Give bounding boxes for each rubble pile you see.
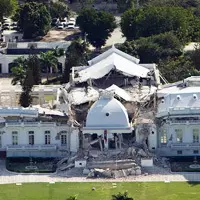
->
[86,165,142,178]
[56,145,151,178]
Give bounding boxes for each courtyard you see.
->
[0,182,200,200]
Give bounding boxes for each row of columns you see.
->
[98,133,123,151]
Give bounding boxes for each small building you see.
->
[83,92,134,151]
[2,30,23,43]
[0,106,79,158]
[0,41,71,74]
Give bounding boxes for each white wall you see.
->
[70,129,79,152]
[148,124,157,150]
[3,33,23,43]
[0,124,80,151]
[0,54,66,74]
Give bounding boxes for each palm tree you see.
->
[40,50,59,83]
[112,192,134,200]
[11,56,28,86]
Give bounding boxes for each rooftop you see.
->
[74,46,155,83]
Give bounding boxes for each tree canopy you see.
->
[49,1,70,19]
[76,8,116,49]
[63,39,88,83]
[16,2,51,39]
[118,32,183,63]
[0,0,18,21]
[120,6,200,43]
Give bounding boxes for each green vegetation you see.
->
[16,2,51,39]
[121,6,200,42]
[49,1,70,19]
[77,8,116,49]
[0,182,200,200]
[0,0,18,21]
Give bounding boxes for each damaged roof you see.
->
[105,84,132,101]
[74,46,150,83]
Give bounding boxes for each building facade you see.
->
[155,77,200,156]
[0,107,79,158]
[0,42,70,74]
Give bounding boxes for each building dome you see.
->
[86,96,130,128]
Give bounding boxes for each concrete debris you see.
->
[59,163,75,171]
[67,156,78,165]
[86,164,142,179]
[138,149,148,157]
[57,157,69,167]
[83,168,90,175]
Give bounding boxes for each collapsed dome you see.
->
[86,96,130,128]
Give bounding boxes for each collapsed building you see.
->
[55,46,167,176]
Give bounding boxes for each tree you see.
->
[120,6,200,43]
[158,56,200,83]
[49,1,70,19]
[77,8,116,49]
[112,192,134,200]
[11,54,41,107]
[0,0,18,22]
[118,32,183,63]
[11,57,28,86]
[16,2,51,39]
[116,0,135,13]
[63,39,88,83]
[28,54,41,85]
[40,51,59,82]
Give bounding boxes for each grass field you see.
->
[0,182,200,200]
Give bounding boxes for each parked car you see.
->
[10,22,18,30]
[69,17,76,22]
[2,23,10,30]
[60,18,68,27]
[51,18,59,26]
[67,20,76,29]
[57,23,64,29]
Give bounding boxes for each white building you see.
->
[83,92,134,151]
[0,41,70,74]
[2,30,23,43]
[0,107,79,158]
[155,76,200,156]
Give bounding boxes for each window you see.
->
[44,131,51,145]
[161,129,167,144]
[177,150,182,155]
[12,131,18,145]
[194,150,199,154]
[28,131,34,145]
[193,129,199,143]
[175,129,183,143]
[61,134,67,145]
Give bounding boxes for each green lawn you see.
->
[0,182,200,200]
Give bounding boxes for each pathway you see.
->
[0,161,200,184]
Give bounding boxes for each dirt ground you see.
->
[41,29,81,42]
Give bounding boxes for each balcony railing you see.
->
[6,144,57,151]
[6,121,56,127]
[170,143,200,149]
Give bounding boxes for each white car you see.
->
[60,19,68,27]
[57,23,64,29]
[69,17,76,22]
[67,21,75,29]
